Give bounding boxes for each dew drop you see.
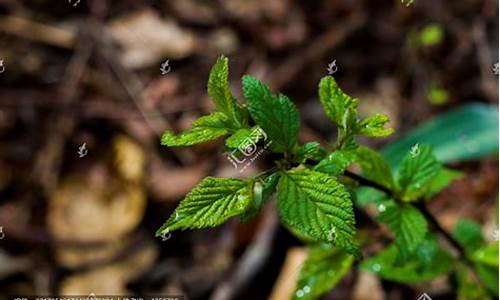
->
[372,263,381,272]
[377,204,386,212]
[303,286,311,293]
[296,290,305,298]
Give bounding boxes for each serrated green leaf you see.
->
[277,168,359,255]
[242,75,300,153]
[318,76,358,128]
[161,112,232,147]
[225,127,257,149]
[357,114,394,137]
[361,235,452,283]
[295,142,328,164]
[397,144,441,201]
[156,177,252,235]
[377,201,428,260]
[241,173,280,222]
[353,146,394,190]
[207,55,246,127]
[452,219,485,254]
[425,167,463,199]
[293,244,354,300]
[314,150,355,175]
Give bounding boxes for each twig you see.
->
[88,21,191,164]
[414,202,466,258]
[89,23,171,136]
[31,25,93,193]
[0,15,76,49]
[344,170,393,196]
[209,204,279,300]
[472,20,498,102]
[267,11,366,90]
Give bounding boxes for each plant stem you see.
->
[343,170,467,259]
[414,202,467,258]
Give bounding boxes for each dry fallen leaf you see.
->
[59,242,157,295]
[269,247,308,300]
[148,155,210,201]
[352,271,384,300]
[48,175,146,243]
[107,9,198,69]
[48,135,148,267]
[113,134,146,183]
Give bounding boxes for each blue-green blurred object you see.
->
[383,103,499,167]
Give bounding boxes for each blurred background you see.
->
[0,0,498,299]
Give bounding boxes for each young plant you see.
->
[156,56,499,299]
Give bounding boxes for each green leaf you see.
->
[161,112,231,147]
[382,103,499,165]
[360,104,498,206]
[377,201,428,260]
[472,243,499,267]
[452,219,485,254]
[225,127,256,149]
[295,142,328,164]
[294,244,354,300]
[451,217,498,295]
[241,173,280,222]
[318,76,359,128]
[455,264,492,300]
[353,146,394,190]
[242,75,300,153]
[361,235,453,283]
[425,167,463,199]
[475,263,499,297]
[314,150,355,175]
[207,55,246,127]
[397,144,441,201]
[156,177,252,235]
[277,168,359,255]
[357,114,394,137]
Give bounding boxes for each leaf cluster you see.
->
[157,56,497,299]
